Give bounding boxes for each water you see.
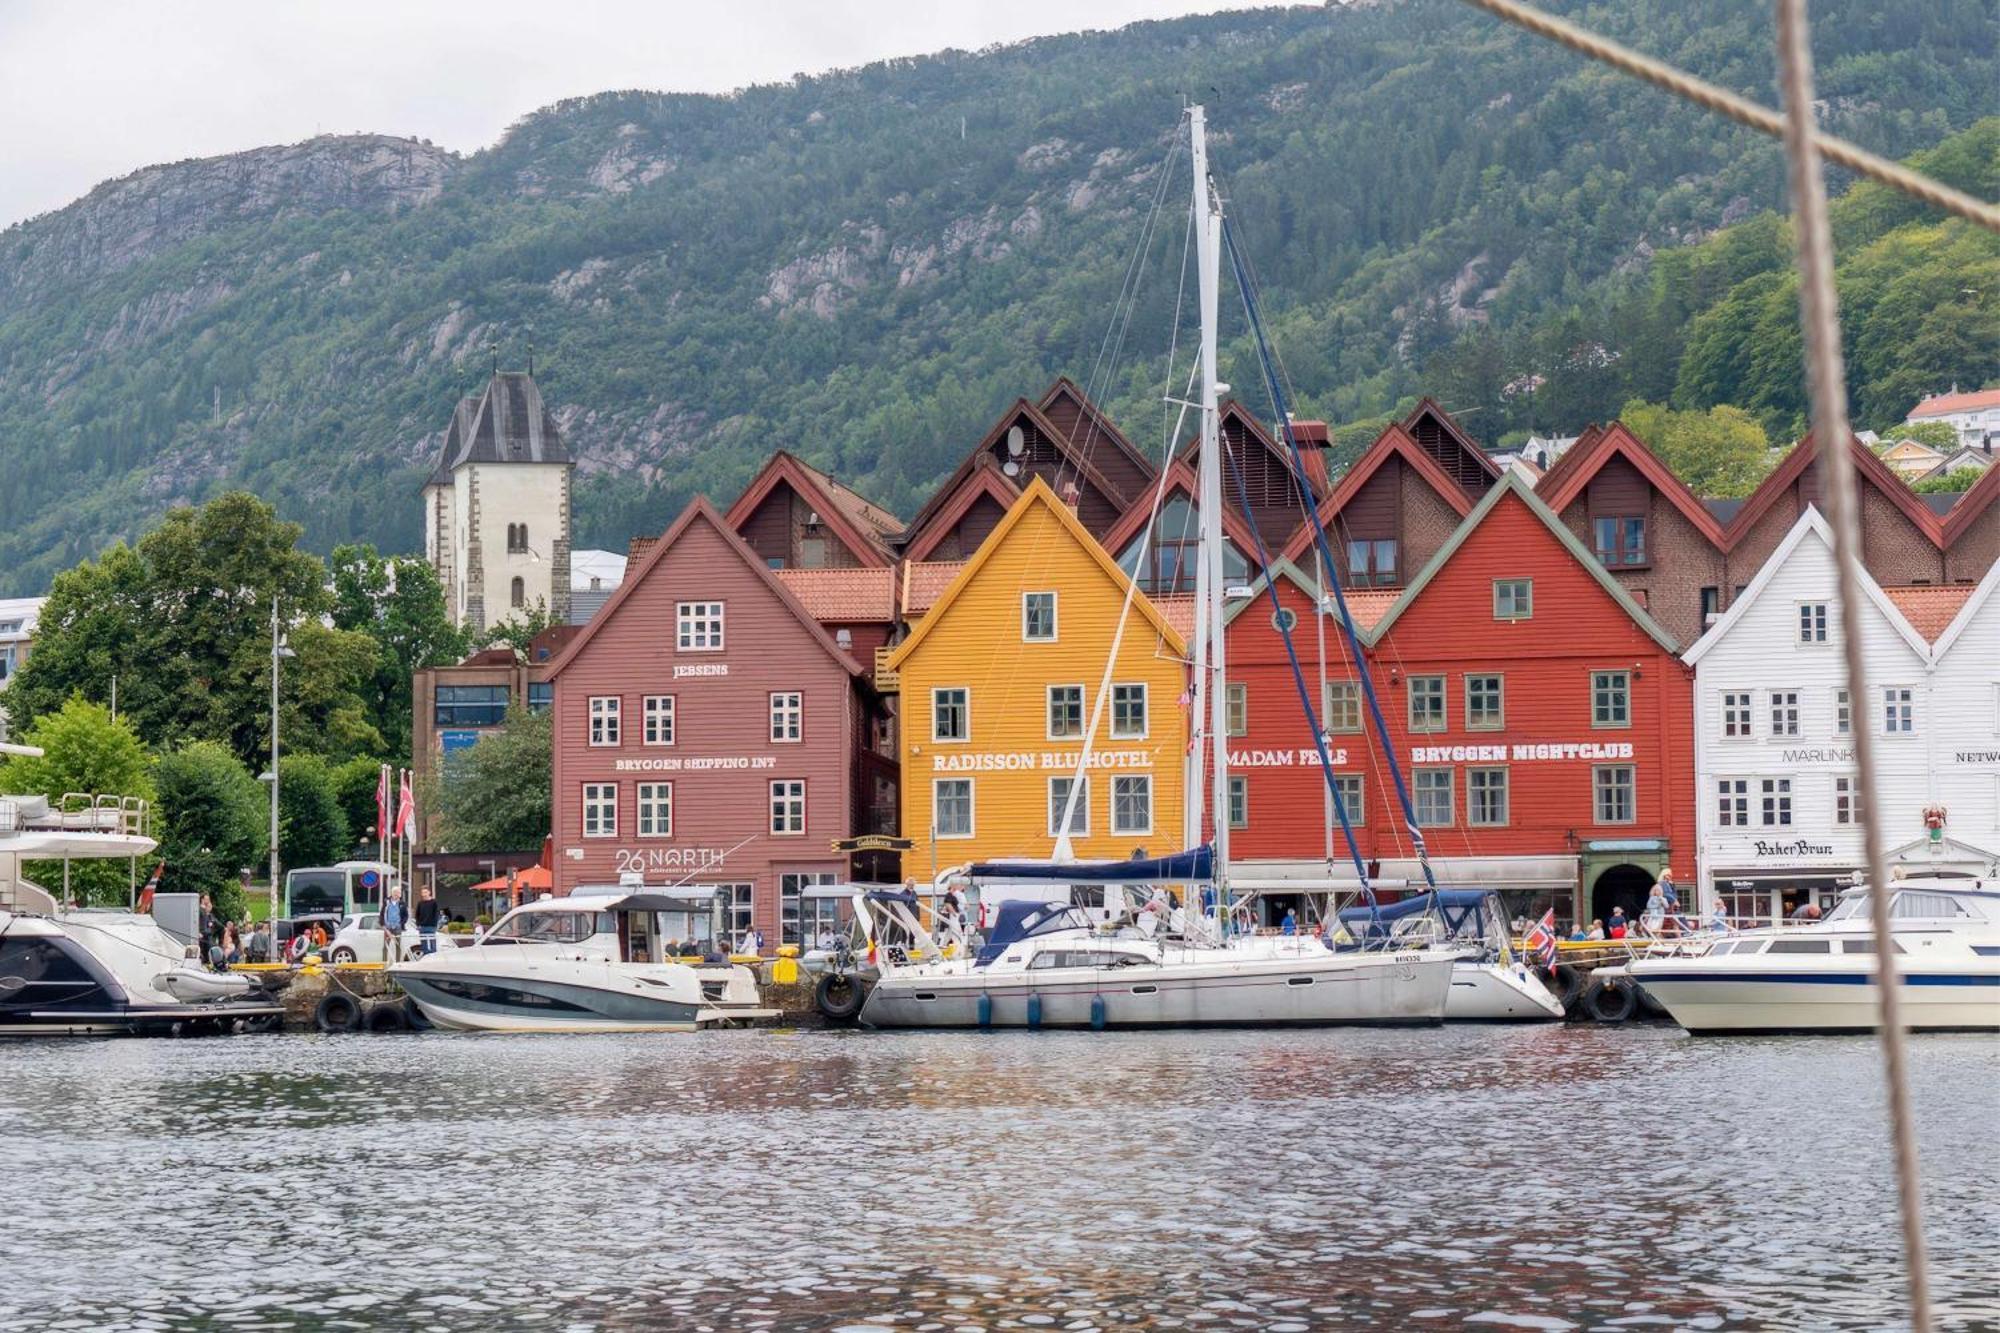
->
[0,1026,1993,1332]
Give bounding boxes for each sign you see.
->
[1751,838,1835,858]
[931,749,1156,773]
[1227,747,1351,768]
[613,846,733,875]
[613,755,777,772]
[833,834,914,852]
[1952,749,2000,766]
[1781,747,1855,765]
[1409,741,1635,765]
[674,663,729,678]
[440,730,481,753]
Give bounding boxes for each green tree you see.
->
[0,697,153,905]
[1911,467,1983,493]
[330,544,468,760]
[1884,421,1960,452]
[422,705,551,853]
[481,604,557,657]
[277,753,349,871]
[153,740,266,915]
[1620,400,1775,498]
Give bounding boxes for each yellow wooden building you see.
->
[888,477,1190,883]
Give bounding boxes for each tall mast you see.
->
[1182,108,1210,852]
[1191,106,1230,896]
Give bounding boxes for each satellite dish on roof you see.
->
[1006,425,1026,457]
[1002,459,1021,477]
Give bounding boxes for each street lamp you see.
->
[264,599,296,954]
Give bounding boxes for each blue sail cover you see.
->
[1337,888,1492,941]
[963,845,1214,884]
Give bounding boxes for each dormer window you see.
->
[1592,516,1645,567]
[1346,538,1398,587]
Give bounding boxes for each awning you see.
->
[470,864,552,893]
[964,845,1213,884]
[1376,855,1578,890]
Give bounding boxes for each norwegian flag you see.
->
[376,764,391,839]
[395,769,417,842]
[1524,908,1559,968]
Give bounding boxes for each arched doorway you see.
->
[1590,863,1655,928]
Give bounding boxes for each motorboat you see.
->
[390,886,776,1033]
[1618,875,2000,1034]
[1338,890,1565,1021]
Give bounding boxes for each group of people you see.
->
[377,885,447,961]
[198,894,273,968]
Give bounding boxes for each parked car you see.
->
[326,913,420,964]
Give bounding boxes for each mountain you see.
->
[0,0,1994,595]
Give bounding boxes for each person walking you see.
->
[198,895,220,968]
[1641,882,1668,937]
[381,887,409,964]
[414,885,443,956]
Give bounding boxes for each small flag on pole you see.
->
[376,764,392,840]
[1524,908,1559,968]
[396,768,416,842]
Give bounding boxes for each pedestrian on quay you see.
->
[1641,882,1668,936]
[382,887,408,963]
[198,894,219,967]
[1709,897,1732,933]
[1280,907,1298,936]
[1567,922,1587,942]
[415,885,442,956]
[1607,906,1630,939]
[1587,919,1606,942]
[219,922,240,966]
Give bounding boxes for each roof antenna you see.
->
[486,340,497,378]
[527,340,535,377]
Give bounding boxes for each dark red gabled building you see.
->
[724,450,903,570]
[1281,421,1477,592]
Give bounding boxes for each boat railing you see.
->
[0,792,149,837]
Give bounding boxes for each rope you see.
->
[1461,0,1999,232]
[1772,1,1934,1326]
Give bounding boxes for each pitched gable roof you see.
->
[1037,376,1155,487]
[899,464,1021,563]
[1929,550,2000,658]
[1723,433,1943,551]
[1221,557,1320,626]
[886,477,1186,670]
[1097,459,1263,562]
[773,566,898,623]
[1400,397,1502,497]
[723,449,903,567]
[545,496,865,680]
[1941,455,2000,546]
[1909,387,2000,418]
[1533,420,1729,547]
[1883,585,1976,643]
[899,396,1133,550]
[1278,422,1475,565]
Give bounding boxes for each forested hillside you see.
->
[0,0,1993,594]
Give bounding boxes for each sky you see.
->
[0,0,1268,230]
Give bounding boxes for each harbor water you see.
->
[2,1026,1994,1332]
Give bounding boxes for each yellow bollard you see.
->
[772,943,799,985]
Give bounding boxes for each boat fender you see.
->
[400,996,434,1031]
[364,1001,409,1033]
[1553,965,1589,1010]
[314,992,362,1034]
[1089,994,1106,1031]
[976,993,993,1029]
[813,971,864,1022]
[1026,993,1043,1029]
[1584,978,1637,1024]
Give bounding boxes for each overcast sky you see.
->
[0,0,1269,230]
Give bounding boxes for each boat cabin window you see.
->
[1890,892,1969,920]
[1840,938,1905,954]
[1766,939,1832,954]
[1028,948,1150,970]
[1725,940,1765,955]
[488,910,615,943]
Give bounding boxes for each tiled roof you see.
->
[773,566,897,623]
[1339,589,1401,632]
[902,561,965,616]
[1909,388,2000,418]
[1884,584,1976,643]
[1154,594,1195,640]
[787,455,904,545]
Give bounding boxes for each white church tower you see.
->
[421,368,574,632]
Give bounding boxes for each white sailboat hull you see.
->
[1445,960,1566,1021]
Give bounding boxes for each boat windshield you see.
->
[1827,889,1975,923]
[487,910,615,943]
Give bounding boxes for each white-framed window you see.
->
[1468,767,1509,826]
[1770,691,1800,738]
[933,779,974,838]
[1834,775,1863,826]
[1798,602,1829,644]
[582,783,617,838]
[1227,774,1249,830]
[1466,674,1504,730]
[637,782,673,837]
[642,694,675,746]
[1022,591,1058,641]
[1835,688,1851,737]
[1592,671,1630,728]
[1112,775,1153,835]
[1414,767,1453,827]
[1883,687,1914,734]
[1330,773,1363,826]
[1111,683,1149,739]
[1717,778,1749,827]
[717,884,754,947]
[781,871,841,947]
[676,601,725,651]
[932,687,969,742]
[1324,681,1361,733]
[769,780,806,835]
[1047,684,1085,740]
[1047,776,1089,837]
[588,696,621,746]
[1409,676,1446,733]
[770,691,803,743]
[1493,578,1533,620]
[1226,682,1248,737]
[1722,691,1753,739]
[1594,765,1636,824]
[1760,777,1793,827]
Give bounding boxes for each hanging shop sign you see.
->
[612,846,735,875]
[1749,838,1836,858]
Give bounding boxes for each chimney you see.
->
[1060,479,1081,511]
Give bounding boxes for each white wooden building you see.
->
[1683,509,1999,924]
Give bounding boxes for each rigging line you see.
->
[1772,1,1934,1326]
[1224,217,1439,898]
[1460,0,1999,233]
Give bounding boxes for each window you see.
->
[933,779,974,838]
[510,576,525,609]
[1493,579,1533,620]
[643,695,676,746]
[770,691,802,743]
[1769,691,1799,737]
[582,783,617,838]
[1347,538,1399,587]
[1594,765,1635,824]
[1717,778,1749,827]
[637,783,673,837]
[1414,768,1453,827]
[1834,776,1863,826]
[1022,591,1058,641]
[1408,676,1446,733]
[0,646,12,681]
[1700,586,1721,624]
[1592,671,1630,728]
[1760,777,1793,827]
[769,780,806,835]
[1722,691,1752,738]
[526,681,553,713]
[1111,684,1148,740]
[1226,775,1248,830]
[1324,681,1361,734]
[1768,939,1832,955]
[1466,675,1504,730]
[434,684,509,727]
[588,696,621,746]
[1271,606,1298,634]
[1047,685,1085,740]
[1112,775,1153,835]
[1116,496,1250,594]
[1798,603,1829,644]
[507,523,529,554]
[1468,767,1509,826]
[932,687,969,742]
[1835,689,1850,737]
[781,872,840,947]
[718,884,755,947]
[1330,774,1364,826]
[1047,776,1089,837]
[1883,687,1914,734]
[1226,682,1248,738]
[1592,515,1646,567]
[676,601,724,651]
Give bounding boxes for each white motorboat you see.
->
[390,887,776,1033]
[1620,876,2000,1034]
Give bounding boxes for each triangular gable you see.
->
[1684,507,1932,665]
[1534,420,1729,547]
[546,496,865,680]
[1401,397,1502,497]
[1724,433,1944,552]
[1530,423,1604,496]
[1098,459,1263,561]
[1363,471,1680,653]
[1941,457,2000,547]
[723,450,900,567]
[1037,376,1156,489]
[1277,423,1475,566]
[900,397,1134,549]
[1221,557,1321,627]
[1176,402,1314,489]
[899,464,1022,564]
[1929,546,2000,659]
[886,476,1187,671]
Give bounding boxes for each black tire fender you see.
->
[364,1000,409,1033]
[814,971,865,1022]
[314,992,362,1034]
[400,996,434,1031]
[1584,977,1638,1024]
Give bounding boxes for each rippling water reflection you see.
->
[0,1026,1993,1331]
